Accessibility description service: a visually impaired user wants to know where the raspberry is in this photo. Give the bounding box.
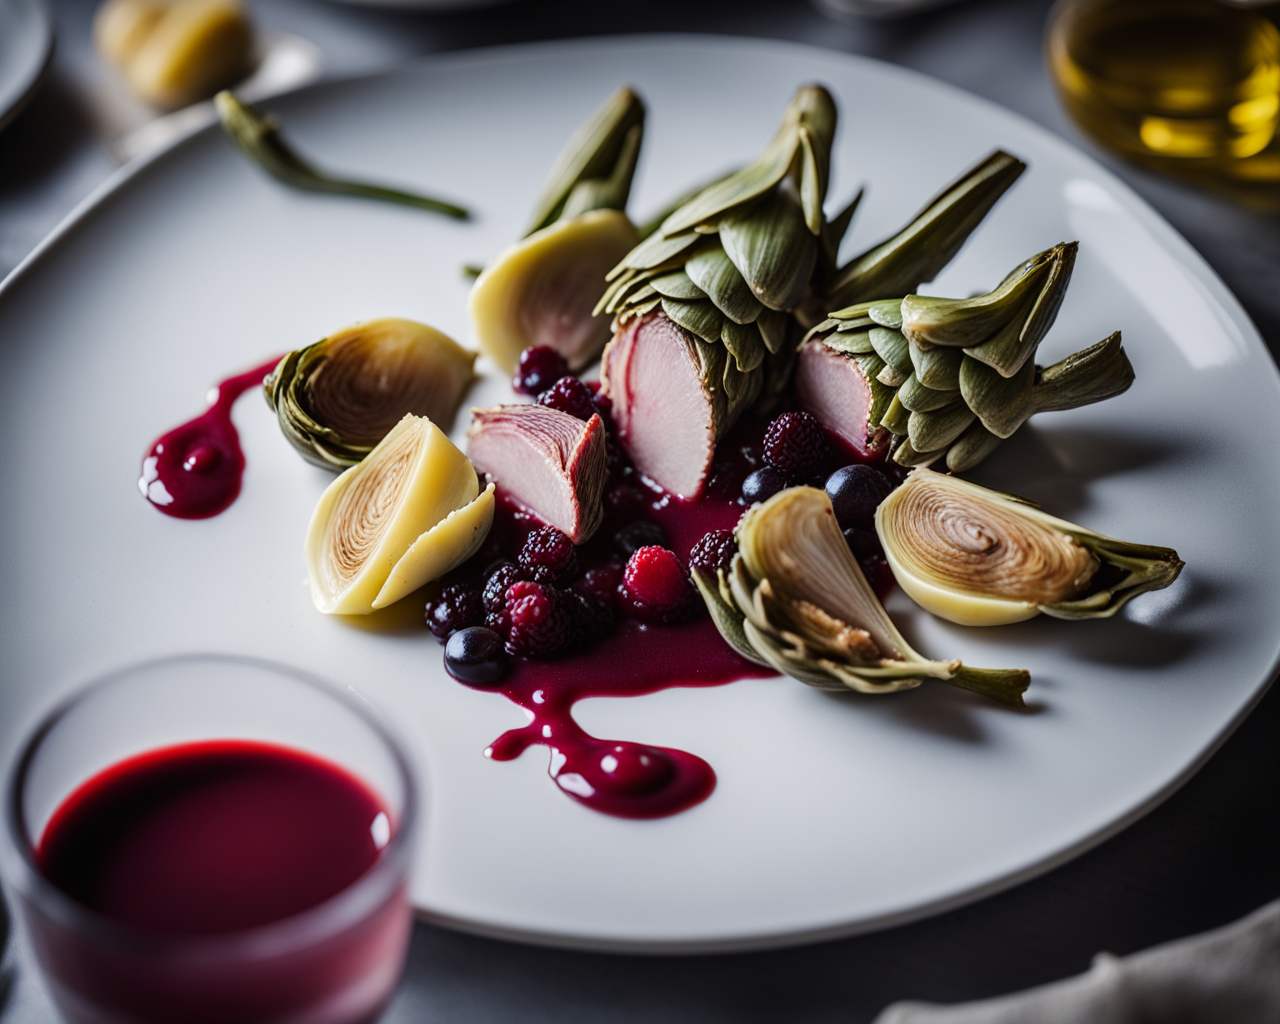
[763,411,830,479]
[424,583,482,641]
[504,582,574,657]
[590,389,614,430]
[689,530,737,573]
[512,346,569,397]
[538,376,597,422]
[566,589,615,646]
[620,546,696,623]
[482,562,524,613]
[519,527,578,584]
[613,520,667,558]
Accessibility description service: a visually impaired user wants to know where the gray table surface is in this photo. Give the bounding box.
[1,0,1277,1020]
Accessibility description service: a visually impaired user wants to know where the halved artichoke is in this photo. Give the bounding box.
[305,414,494,615]
[469,86,645,372]
[266,318,477,470]
[693,486,1030,707]
[876,468,1184,626]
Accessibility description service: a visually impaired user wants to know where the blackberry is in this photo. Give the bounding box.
[538,376,597,421]
[482,562,524,613]
[512,346,569,397]
[444,627,509,685]
[519,527,579,584]
[689,530,737,573]
[574,565,622,608]
[425,583,482,641]
[504,582,574,658]
[566,589,615,646]
[763,411,830,479]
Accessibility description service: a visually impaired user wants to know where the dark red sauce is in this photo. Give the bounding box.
[139,357,282,519]
[37,740,390,935]
[451,410,896,820]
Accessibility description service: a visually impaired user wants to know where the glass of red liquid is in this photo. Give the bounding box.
[0,655,418,1024]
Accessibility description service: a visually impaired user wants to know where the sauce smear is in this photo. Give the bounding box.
[139,356,282,519]
[38,740,390,935]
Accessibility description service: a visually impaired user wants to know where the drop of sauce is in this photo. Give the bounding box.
[139,357,282,519]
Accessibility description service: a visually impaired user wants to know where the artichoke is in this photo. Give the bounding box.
[469,87,646,372]
[265,318,478,470]
[215,92,469,219]
[876,468,1185,626]
[306,414,494,615]
[800,243,1136,471]
[822,150,1027,311]
[693,486,1031,707]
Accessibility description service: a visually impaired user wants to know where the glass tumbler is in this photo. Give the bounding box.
[1047,0,1280,184]
[0,655,418,1024]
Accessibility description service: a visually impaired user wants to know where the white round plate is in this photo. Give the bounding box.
[0,0,54,132]
[0,36,1276,953]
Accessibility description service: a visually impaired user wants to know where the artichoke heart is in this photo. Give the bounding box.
[876,468,1185,626]
[469,209,639,373]
[305,414,494,615]
[266,318,477,470]
[693,486,1030,708]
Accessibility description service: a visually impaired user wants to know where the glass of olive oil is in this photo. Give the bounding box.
[1047,0,1280,187]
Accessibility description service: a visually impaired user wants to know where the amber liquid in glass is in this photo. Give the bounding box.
[1047,0,1280,182]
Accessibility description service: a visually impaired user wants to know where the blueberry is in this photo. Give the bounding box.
[613,520,667,557]
[444,627,510,684]
[825,465,893,530]
[742,466,791,504]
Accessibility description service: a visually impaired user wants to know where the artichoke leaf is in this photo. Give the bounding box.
[649,270,708,301]
[825,150,1026,309]
[719,185,818,312]
[662,296,725,344]
[877,362,910,388]
[907,401,976,453]
[898,372,960,412]
[869,326,913,377]
[822,329,877,356]
[685,247,765,324]
[876,468,1184,626]
[721,318,767,373]
[526,86,645,233]
[945,419,1003,472]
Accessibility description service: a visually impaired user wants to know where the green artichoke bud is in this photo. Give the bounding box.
[265,318,477,470]
[693,486,1031,707]
[798,243,1133,471]
[215,92,469,219]
[600,85,840,413]
[876,468,1185,625]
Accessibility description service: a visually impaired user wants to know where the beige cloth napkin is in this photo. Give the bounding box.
[874,897,1280,1024]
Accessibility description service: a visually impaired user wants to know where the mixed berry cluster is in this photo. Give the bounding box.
[432,347,717,685]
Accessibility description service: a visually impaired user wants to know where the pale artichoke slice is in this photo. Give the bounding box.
[305,414,494,615]
[693,487,1031,707]
[266,318,478,470]
[469,209,639,373]
[876,468,1184,626]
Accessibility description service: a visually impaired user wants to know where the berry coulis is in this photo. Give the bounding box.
[446,405,896,820]
[139,356,282,519]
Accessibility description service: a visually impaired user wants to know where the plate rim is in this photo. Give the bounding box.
[2,33,1277,954]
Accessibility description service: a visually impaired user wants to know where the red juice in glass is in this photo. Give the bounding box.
[1,656,418,1024]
